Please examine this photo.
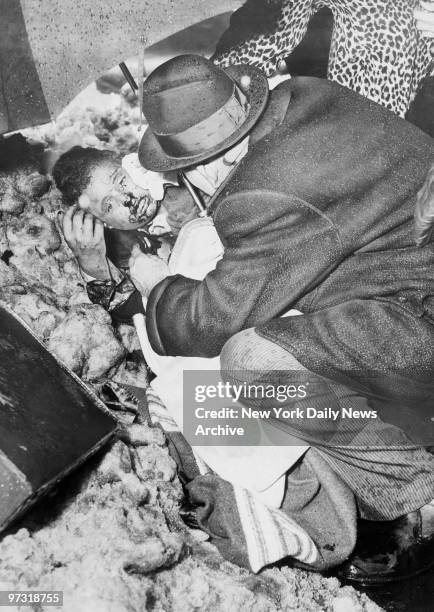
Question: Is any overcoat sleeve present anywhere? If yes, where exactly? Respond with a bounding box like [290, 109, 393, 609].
[146, 191, 343, 357]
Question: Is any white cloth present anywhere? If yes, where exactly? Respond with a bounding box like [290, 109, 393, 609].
[133, 215, 309, 508]
[122, 153, 178, 201]
[184, 137, 249, 196]
[268, 73, 291, 90]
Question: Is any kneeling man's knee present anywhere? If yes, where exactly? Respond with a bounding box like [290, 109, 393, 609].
[220, 328, 258, 373]
[220, 327, 304, 373]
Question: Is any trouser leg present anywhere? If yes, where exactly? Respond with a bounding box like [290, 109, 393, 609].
[220, 328, 434, 521]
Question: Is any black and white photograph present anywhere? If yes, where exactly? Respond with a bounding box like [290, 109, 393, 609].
[1, 1, 434, 610]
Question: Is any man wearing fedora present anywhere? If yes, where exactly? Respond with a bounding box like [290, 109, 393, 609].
[126, 54, 434, 582]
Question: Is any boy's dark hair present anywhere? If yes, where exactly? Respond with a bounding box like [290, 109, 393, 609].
[52, 146, 118, 205]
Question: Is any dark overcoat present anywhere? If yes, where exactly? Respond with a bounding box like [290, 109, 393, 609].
[146, 77, 434, 405]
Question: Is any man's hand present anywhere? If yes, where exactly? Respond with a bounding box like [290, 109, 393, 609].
[160, 186, 199, 235]
[61, 207, 110, 279]
[414, 163, 434, 246]
[129, 244, 170, 297]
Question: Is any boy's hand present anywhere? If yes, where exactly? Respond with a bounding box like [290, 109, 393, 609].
[129, 245, 170, 297]
[61, 207, 109, 279]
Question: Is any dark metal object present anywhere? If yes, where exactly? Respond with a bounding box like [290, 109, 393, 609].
[0, 306, 117, 533]
[119, 62, 138, 93]
[177, 171, 207, 216]
[138, 35, 146, 129]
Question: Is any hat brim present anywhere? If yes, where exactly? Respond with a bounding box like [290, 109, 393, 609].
[138, 63, 269, 172]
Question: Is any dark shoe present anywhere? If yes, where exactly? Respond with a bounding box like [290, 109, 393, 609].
[336, 502, 434, 585]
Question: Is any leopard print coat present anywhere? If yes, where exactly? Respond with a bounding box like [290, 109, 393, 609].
[214, 0, 433, 117]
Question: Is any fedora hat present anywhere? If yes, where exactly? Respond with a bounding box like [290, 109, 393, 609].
[138, 54, 269, 172]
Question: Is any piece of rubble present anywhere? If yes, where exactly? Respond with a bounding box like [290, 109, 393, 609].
[48, 304, 125, 380]
[120, 423, 166, 447]
[116, 323, 141, 353]
[110, 351, 149, 388]
[123, 534, 186, 575]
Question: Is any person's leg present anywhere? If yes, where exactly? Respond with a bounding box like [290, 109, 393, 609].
[220, 328, 434, 521]
[184, 445, 357, 571]
[146, 381, 355, 571]
[221, 326, 434, 581]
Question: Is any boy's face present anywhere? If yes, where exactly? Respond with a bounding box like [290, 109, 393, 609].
[78, 160, 160, 230]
